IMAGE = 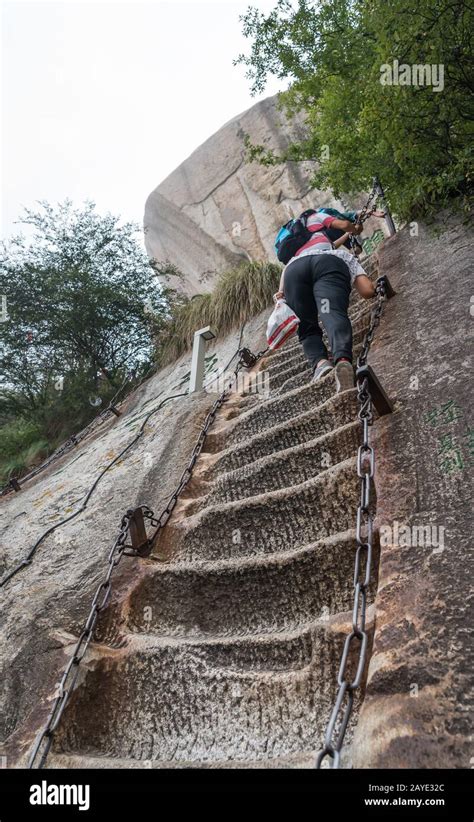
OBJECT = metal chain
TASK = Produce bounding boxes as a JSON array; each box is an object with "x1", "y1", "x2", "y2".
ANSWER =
[
  {"x1": 28, "y1": 346, "x2": 264, "y2": 768},
  {"x1": 357, "y1": 179, "x2": 380, "y2": 226},
  {"x1": 129, "y1": 348, "x2": 265, "y2": 549},
  {"x1": 315, "y1": 276, "x2": 388, "y2": 769},
  {"x1": 28, "y1": 510, "x2": 135, "y2": 769},
  {"x1": 348, "y1": 179, "x2": 380, "y2": 252}
]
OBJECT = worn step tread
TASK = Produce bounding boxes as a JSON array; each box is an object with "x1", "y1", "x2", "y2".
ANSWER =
[
  {"x1": 148, "y1": 525, "x2": 364, "y2": 573},
  {"x1": 126, "y1": 529, "x2": 379, "y2": 639},
  {"x1": 223, "y1": 370, "x2": 339, "y2": 442},
  {"x1": 263, "y1": 325, "x2": 371, "y2": 381},
  {"x1": 50, "y1": 621, "x2": 366, "y2": 762},
  {"x1": 155, "y1": 457, "x2": 361, "y2": 561},
  {"x1": 212, "y1": 389, "x2": 358, "y2": 472},
  {"x1": 203, "y1": 420, "x2": 360, "y2": 506},
  {"x1": 111, "y1": 619, "x2": 355, "y2": 676},
  {"x1": 46, "y1": 751, "x2": 317, "y2": 769}
]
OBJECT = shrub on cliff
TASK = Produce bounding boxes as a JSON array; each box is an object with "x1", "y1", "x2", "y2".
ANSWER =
[{"x1": 156, "y1": 260, "x2": 282, "y2": 365}]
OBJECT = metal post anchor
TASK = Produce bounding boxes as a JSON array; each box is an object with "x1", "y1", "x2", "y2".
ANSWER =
[
  {"x1": 238, "y1": 347, "x2": 258, "y2": 368},
  {"x1": 376, "y1": 274, "x2": 396, "y2": 299},
  {"x1": 189, "y1": 326, "x2": 217, "y2": 393},
  {"x1": 127, "y1": 508, "x2": 151, "y2": 557},
  {"x1": 356, "y1": 365, "x2": 394, "y2": 416}
]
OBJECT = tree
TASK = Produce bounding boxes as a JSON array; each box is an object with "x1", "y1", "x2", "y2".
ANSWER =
[
  {"x1": 235, "y1": 0, "x2": 473, "y2": 219},
  {"x1": 0, "y1": 201, "x2": 167, "y2": 437}
]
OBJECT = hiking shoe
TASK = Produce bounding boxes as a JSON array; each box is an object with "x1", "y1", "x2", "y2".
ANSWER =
[
  {"x1": 312, "y1": 360, "x2": 333, "y2": 382},
  {"x1": 335, "y1": 360, "x2": 355, "y2": 392}
]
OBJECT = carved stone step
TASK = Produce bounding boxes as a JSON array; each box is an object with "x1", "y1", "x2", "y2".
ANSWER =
[
  {"x1": 223, "y1": 372, "x2": 339, "y2": 444},
  {"x1": 273, "y1": 343, "x2": 365, "y2": 395},
  {"x1": 127, "y1": 530, "x2": 378, "y2": 638},
  {"x1": 50, "y1": 620, "x2": 370, "y2": 764},
  {"x1": 262, "y1": 324, "x2": 370, "y2": 386},
  {"x1": 213, "y1": 391, "x2": 358, "y2": 472},
  {"x1": 154, "y1": 458, "x2": 365, "y2": 562},
  {"x1": 206, "y1": 421, "x2": 360, "y2": 505}
]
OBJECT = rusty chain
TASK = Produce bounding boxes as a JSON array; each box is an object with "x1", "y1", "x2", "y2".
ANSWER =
[
  {"x1": 315, "y1": 275, "x2": 389, "y2": 769},
  {"x1": 28, "y1": 509, "x2": 136, "y2": 769},
  {"x1": 125, "y1": 359, "x2": 247, "y2": 550},
  {"x1": 0, "y1": 387, "x2": 189, "y2": 589},
  {"x1": 28, "y1": 346, "x2": 263, "y2": 768},
  {"x1": 357, "y1": 179, "x2": 380, "y2": 226},
  {"x1": 348, "y1": 179, "x2": 379, "y2": 253}
]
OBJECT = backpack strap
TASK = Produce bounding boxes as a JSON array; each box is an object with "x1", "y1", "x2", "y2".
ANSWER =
[
  {"x1": 299, "y1": 208, "x2": 317, "y2": 224},
  {"x1": 299, "y1": 209, "x2": 335, "y2": 249}
]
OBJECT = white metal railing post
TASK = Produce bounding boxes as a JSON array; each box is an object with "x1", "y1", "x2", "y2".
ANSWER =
[{"x1": 189, "y1": 326, "x2": 216, "y2": 393}]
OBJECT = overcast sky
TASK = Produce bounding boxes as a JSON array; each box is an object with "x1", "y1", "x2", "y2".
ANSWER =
[{"x1": 1, "y1": 0, "x2": 285, "y2": 241}]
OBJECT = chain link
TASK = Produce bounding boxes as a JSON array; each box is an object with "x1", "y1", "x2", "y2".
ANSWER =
[
  {"x1": 348, "y1": 180, "x2": 380, "y2": 252},
  {"x1": 28, "y1": 511, "x2": 133, "y2": 769},
  {"x1": 28, "y1": 345, "x2": 264, "y2": 768},
  {"x1": 316, "y1": 275, "x2": 388, "y2": 769}
]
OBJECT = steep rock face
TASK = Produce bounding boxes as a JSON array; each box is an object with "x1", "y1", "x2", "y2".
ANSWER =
[
  {"x1": 0, "y1": 312, "x2": 270, "y2": 766},
  {"x1": 1, "y1": 218, "x2": 471, "y2": 769},
  {"x1": 4, "y1": 259, "x2": 381, "y2": 769},
  {"x1": 351, "y1": 215, "x2": 473, "y2": 768},
  {"x1": 144, "y1": 95, "x2": 378, "y2": 295}
]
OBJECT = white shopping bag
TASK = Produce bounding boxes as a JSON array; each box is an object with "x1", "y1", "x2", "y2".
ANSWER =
[{"x1": 266, "y1": 298, "x2": 299, "y2": 350}]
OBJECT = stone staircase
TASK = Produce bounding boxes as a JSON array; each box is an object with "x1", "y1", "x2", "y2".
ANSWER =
[{"x1": 48, "y1": 255, "x2": 381, "y2": 769}]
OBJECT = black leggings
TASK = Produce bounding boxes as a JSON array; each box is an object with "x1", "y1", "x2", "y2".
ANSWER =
[{"x1": 284, "y1": 253, "x2": 352, "y2": 369}]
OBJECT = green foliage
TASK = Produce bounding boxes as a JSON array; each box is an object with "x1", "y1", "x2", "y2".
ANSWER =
[
  {"x1": 0, "y1": 201, "x2": 167, "y2": 413},
  {"x1": 0, "y1": 201, "x2": 169, "y2": 479},
  {"x1": 157, "y1": 261, "x2": 281, "y2": 365},
  {"x1": 236, "y1": 0, "x2": 473, "y2": 219},
  {"x1": 0, "y1": 210, "x2": 281, "y2": 478},
  {"x1": 0, "y1": 418, "x2": 48, "y2": 483}
]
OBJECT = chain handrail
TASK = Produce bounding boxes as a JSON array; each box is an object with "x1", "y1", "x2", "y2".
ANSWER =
[
  {"x1": 348, "y1": 179, "x2": 379, "y2": 253},
  {"x1": 27, "y1": 346, "x2": 264, "y2": 769},
  {"x1": 27, "y1": 509, "x2": 136, "y2": 769},
  {"x1": 0, "y1": 388, "x2": 188, "y2": 589},
  {"x1": 315, "y1": 276, "x2": 388, "y2": 769}
]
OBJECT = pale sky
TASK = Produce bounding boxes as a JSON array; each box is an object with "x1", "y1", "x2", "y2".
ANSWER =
[{"x1": 1, "y1": 0, "x2": 286, "y2": 241}]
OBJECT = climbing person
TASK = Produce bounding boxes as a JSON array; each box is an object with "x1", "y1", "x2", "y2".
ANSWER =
[{"x1": 274, "y1": 211, "x2": 376, "y2": 392}]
